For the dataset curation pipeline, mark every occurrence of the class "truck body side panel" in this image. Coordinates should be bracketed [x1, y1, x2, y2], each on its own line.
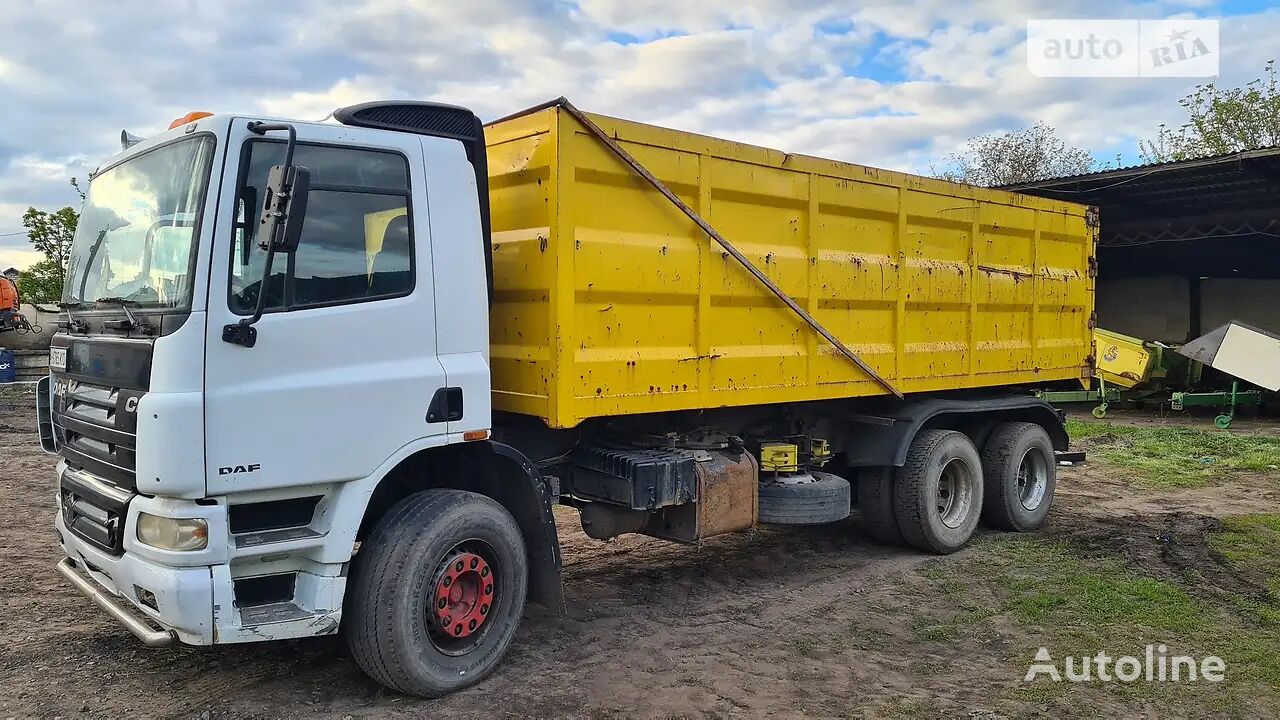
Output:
[486, 111, 558, 419]
[486, 107, 1095, 428]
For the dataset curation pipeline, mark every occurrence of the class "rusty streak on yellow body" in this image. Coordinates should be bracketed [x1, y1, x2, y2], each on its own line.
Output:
[485, 105, 1096, 428]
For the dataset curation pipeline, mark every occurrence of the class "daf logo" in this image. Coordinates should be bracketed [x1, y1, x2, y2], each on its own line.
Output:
[218, 464, 261, 476]
[124, 397, 139, 413]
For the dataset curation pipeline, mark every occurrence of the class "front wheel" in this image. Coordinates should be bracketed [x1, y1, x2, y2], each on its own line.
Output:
[345, 489, 528, 697]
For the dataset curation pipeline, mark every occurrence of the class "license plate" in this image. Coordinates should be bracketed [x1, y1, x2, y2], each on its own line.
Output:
[49, 346, 67, 371]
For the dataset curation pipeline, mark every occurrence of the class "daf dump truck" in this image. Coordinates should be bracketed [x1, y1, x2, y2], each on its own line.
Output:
[39, 99, 1095, 697]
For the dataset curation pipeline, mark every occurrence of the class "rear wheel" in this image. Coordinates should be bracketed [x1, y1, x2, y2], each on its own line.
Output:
[855, 468, 903, 545]
[980, 422, 1056, 531]
[893, 430, 984, 554]
[345, 489, 528, 697]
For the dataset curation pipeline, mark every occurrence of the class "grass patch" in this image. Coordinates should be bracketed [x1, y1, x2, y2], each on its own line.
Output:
[1210, 514, 1280, 579]
[993, 537, 1206, 634]
[878, 699, 941, 718]
[1065, 418, 1280, 486]
[900, 517, 1280, 711]
[1209, 514, 1280, 627]
[971, 534, 1280, 695]
[792, 635, 817, 656]
[910, 613, 961, 642]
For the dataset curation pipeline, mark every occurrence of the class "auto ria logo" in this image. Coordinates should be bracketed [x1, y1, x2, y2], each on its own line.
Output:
[1027, 19, 1219, 78]
[1150, 27, 1212, 69]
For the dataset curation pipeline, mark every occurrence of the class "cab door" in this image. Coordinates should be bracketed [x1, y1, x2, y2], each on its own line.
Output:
[203, 120, 447, 494]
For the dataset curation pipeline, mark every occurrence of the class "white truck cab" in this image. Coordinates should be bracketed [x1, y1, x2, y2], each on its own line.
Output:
[45, 105, 557, 694]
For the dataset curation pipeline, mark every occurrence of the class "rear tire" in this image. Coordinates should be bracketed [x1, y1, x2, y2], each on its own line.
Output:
[855, 468, 903, 545]
[345, 489, 528, 697]
[758, 471, 851, 525]
[893, 430, 984, 554]
[980, 422, 1056, 532]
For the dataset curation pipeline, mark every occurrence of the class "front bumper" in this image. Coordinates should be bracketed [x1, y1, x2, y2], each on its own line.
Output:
[53, 460, 354, 647]
[55, 507, 216, 645]
[55, 558, 176, 647]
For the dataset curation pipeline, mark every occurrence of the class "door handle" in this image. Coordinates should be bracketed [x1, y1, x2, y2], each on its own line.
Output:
[427, 387, 463, 423]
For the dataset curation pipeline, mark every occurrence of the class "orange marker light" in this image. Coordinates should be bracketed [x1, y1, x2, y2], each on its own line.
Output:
[168, 111, 214, 130]
[463, 429, 491, 442]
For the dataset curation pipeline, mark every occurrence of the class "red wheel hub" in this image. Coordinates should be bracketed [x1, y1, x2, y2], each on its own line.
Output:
[433, 551, 494, 639]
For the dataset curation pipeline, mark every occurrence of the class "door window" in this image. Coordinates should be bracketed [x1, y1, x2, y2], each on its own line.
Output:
[231, 141, 415, 314]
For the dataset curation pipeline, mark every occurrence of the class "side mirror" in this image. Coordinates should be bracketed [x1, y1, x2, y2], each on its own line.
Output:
[258, 164, 310, 253]
[223, 121, 306, 348]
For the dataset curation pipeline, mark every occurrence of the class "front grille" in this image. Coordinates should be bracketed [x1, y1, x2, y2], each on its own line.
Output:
[60, 466, 135, 555]
[53, 377, 141, 489]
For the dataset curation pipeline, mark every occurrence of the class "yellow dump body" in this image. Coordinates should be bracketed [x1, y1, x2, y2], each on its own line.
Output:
[486, 105, 1096, 428]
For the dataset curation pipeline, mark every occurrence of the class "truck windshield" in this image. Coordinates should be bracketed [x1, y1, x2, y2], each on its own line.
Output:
[64, 135, 215, 310]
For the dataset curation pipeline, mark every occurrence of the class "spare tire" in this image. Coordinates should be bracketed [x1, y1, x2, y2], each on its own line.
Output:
[758, 471, 851, 525]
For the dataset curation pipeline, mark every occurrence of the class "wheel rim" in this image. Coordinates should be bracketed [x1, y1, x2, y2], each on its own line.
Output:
[427, 542, 498, 656]
[1016, 447, 1049, 511]
[936, 458, 976, 529]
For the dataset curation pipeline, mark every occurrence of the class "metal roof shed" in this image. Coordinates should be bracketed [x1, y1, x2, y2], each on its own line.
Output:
[1007, 148, 1280, 342]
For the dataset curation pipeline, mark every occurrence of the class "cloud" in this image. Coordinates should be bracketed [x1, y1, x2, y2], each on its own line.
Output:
[0, 247, 43, 274]
[0, 0, 1276, 272]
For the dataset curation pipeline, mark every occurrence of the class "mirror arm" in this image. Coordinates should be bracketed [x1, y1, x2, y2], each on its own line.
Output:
[222, 121, 299, 348]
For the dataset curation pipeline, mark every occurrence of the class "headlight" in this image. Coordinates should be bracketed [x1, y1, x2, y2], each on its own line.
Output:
[136, 513, 208, 551]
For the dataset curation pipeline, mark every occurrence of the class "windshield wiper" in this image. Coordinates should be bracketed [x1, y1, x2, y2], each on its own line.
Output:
[95, 297, 157, 335]
[57, 301, 89, 334]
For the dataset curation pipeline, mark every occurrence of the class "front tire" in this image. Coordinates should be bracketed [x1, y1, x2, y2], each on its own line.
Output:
[345, 489, 528, 697]
[893, 429, 984, 554]
[980, 422, 1056, 532]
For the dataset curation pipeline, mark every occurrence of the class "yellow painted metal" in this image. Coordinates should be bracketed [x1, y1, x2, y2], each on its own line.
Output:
[485, 105, 1097, 428]
[1092, 328, 1154, 388]
[759, 443, 800, 473]
[808, 438, 832, 467]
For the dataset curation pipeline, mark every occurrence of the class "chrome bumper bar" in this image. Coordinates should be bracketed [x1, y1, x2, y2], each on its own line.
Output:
[56, 558, 177, 647]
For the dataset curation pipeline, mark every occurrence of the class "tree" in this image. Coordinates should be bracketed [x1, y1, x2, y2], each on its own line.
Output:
[17, 178, 83, 303]
[1140, 60, 1280, 163]
[16, 258, 65, 304]
[933, 121, 1096, 187]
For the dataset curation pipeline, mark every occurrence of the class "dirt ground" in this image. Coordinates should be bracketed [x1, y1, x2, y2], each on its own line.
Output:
[2, 390, 1278, 719]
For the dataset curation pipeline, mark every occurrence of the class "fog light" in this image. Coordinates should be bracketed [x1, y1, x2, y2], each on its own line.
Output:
[136, 513, 208, 551]
[135, 585, 158, 610]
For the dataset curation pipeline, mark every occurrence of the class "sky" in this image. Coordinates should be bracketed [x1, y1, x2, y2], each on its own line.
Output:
[0, 0, 1276, 272]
